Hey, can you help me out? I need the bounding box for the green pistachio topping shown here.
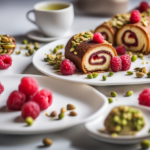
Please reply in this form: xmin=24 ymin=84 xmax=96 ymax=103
xmin=25 ymin=117 xmax=34 ymax=126
xmin=59 ymin=113 xmax=65 ymax=120
xmin=22 ymin=39 xmax=28 ymax=45
xmin=87 ymin=74 xmax=93 ymax=79
xmin=103 ymin=75 xmax=107 ymax=81
xmin=126 ymin=90 xmax=133 ymax=96
xmin=108 ymin=71 xmax=114 ymax=77
xmin=131 ymin=55 xmax=137 ymax=62
xmin=92 ymin=73 xmax=99 ymax=78
xmin=110 ymin=92 xmax=117 ymax=97
xmin=108 ymin=98 xmax=113 ymax=103
xmin=127 ymin=71 xmax=133 ymax=75
xmin=141 ymin=139 xmax=150 ymax=149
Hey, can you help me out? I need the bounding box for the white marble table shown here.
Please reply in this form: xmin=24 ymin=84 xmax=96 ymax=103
xmin=1 ymin=0 xmax=150 ymax=149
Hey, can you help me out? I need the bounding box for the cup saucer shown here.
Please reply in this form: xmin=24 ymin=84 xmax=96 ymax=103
xmin=26 ymin=29 xmax=76 ymax=42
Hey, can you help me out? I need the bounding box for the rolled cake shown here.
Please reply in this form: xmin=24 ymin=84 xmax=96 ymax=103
xmin=0 ymin=34 xmax=16 ymax=55
xmin=94 ymin=7 xmax=150 ymax=46
xmin=94 ymin=14 xmax=130 ymax=45
xmin=116 ymin=16 xmax=150 ymax=54
xmin=65 ymin=31 xmax=117 ymax=74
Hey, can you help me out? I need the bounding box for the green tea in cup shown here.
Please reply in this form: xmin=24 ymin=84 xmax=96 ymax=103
xmin=38 ymin=3 xmax=69 ymax=11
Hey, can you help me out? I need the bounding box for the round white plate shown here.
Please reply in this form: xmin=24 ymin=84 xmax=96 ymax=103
xmin=85 ymin=84 xmax=150 ymax=144
xmin=0 ymin=74 xmax=107 ymax=134
xmin=33 ymin=37 xmax=150 ymax=86
xmin=26 ymin=30 xmax=77 ymax=42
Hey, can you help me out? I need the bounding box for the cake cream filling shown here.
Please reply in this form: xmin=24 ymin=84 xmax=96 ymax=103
xmin=116 ymin=25 xmax=147 ymax=53
xmin=95 ymin=27 xmax=114 ymax=44
xmin=83 ymin=46 xmax=115 ymax=71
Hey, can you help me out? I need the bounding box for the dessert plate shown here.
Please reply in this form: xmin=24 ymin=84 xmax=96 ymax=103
xmin=85 ymin=84 xmax=150 ymax=144
xmin=0 ymin=74 xmax=107 ymax=134
xmin=33 ymin=37 xmax=150 ymax=86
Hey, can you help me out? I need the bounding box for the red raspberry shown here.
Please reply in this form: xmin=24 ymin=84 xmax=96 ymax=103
xmin=21 ymin=101 xmax=40 ymax=119
xmin=130 ymin=10 xmax=141 ymax=23
xmin=60 ymin=59 xmax=76 ymax=75
xmin=7 ymin=91 xmax=26 ymax=110
xmin=120 ymin=54 xmax=131 ymax=71
xmin=32 ymin=89 xmax=53 ymax=110
xmin=0 ymin=82 xmax=4 ymax=94
xmin=93 ymin=32 xmax=104 ymax=43
xmin=139 ymin=1 xmax=149 ymax=12
xmin=18 ymin=77 xmax=39 ymax=96
xmin=26 ymin=95 xmax=33 ymax=102
xmin=138 ymin=88 xmax=150 ymax=107
xmin=110 ymin=56 xmax=122 ymax=72
xmin=0 ymin=54 xmax=12 ymax=69
xmin=116 ymin=45 xmax=126 ymax=55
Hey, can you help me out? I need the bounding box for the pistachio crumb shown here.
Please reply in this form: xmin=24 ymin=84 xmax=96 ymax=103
xmin=15 ymin=50 xmax=21 ymax=54
xmin=74 ymin=51 xmax=78 ymax=55
xmin=25 ymin=52 xmax=30 ymax=56
xmin=142 ymin=61 xmax=145 ymax=64
xmin=128 ymin=52 xmax=132 ymax=56
xmin=45 ymin=112 xmax=49 ymax=116
xmin=146 ymin=62 xmax=149 ymax=64
xmin=142 ymin=57 xmax=145 ymax=60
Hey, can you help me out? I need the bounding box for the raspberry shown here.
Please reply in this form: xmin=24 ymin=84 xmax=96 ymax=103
xmin=60 ymin=59 xmax=76 ymax=75
xmin=32 ymin=89 xmax=53 ymax=110
xmin=110 ymin=56 xmax=122 ymax=72
xmin=130 ymin=10 xmax=141 ymax=23
xmin=116 ymin=45 xmax=126 ymax=55
xmin=93 ymin=32 xmax=104 ymax=43
xmin=21 ymin=101 xmax=40 ymax=120
xmin=7 ymin=91 xmax=26 ymax=110
xmin=0 ymin=82 xmax=4 ymax=94
xmin=138 ymin=89 xmax=150 ymax=107
xmin=0 ymin=54 xmax=12 ymax=69
xmin=120 ymin=54 xmax=131 ymax=71
xmin=139 ymin=1 xmax=149 ymax=12
xmin=18 ymin=77 xmax=39 ymax=96
xmin=26 ymin=95 xmax=33 ymax=102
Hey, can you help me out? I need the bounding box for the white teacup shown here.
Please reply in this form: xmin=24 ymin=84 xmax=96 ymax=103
xmin=27 ymin=1 xmax=74 ymax=37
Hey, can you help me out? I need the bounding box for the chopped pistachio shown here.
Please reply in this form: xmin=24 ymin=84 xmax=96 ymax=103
xmin=15 ymin=50 xmax=21 ymax=54
xmin=128 ymin=51 xmax=132 ymax=56
xmin=48 ymin=61 xmax=56 ymax=65
xmin=28 ymin=49 xmax=34 ymax=55
xmin=53 ymin=64 xmax=60 ymax=70
xmin=70 ymin=47 xmax=75 ymax=52
xmin=22 ymin=39 xmax=28 ymax=44
xmin=74 ymin=51 xmax=78 ymax=55
xmin=25 ymin=52 xmax=30 ymax=56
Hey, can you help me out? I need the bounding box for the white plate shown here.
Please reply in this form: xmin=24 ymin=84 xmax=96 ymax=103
xmin=26 ymin=30 xmax=77 ymax=42
xmin=0 ymin=74 xmax=107 ymax=134
xmin=85 ymin=84 xmax=150 ymax=144
xmin=33 ymin=37 xmax=150 ymax=86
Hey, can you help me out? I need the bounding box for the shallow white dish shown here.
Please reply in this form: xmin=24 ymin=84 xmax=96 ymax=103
xmin=27 ymin=29 xmax=77 ymax=42
xmin=0 ymin=74 xmax=107 ymax=134
xmin=33 ymin=37 xmax=150 ymax=86
xmin=85 ymin=84 xmax=150 ymax=144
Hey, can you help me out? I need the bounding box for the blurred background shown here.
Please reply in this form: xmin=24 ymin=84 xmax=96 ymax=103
xmin=0 ymin=0 xmax=149 ymax=36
